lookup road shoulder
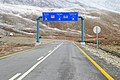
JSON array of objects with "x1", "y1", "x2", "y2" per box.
[{"x1": 74, "y1": 42, "x2": 115, "y2": 80}]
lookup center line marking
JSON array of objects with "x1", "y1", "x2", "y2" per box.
[
  {"x1": 49, "y1": 50, "x2": 51, "y2": 53},
  {"x1": 17, "y1": 42, "x2": 63, "y2": 80},
  {"x1": 37, "y1": 56, "x2": 44, "y2": 61},
  {"x1": 9, "y1": 73, "x2": 21, "y2": 80}
]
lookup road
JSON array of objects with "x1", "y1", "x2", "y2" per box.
[{"x1": 0, "y1": 40, "x2": 107, "y2": 80}]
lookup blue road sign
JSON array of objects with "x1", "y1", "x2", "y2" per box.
[{"x1": 42, "y1": 12, "x2": 78, "y2": 22}]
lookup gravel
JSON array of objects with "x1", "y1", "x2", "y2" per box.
[{"x1": 79, "y1": 44, "x2": 120, "y2": 79}]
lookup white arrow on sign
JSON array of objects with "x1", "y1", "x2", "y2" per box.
[{"x1": 45, "y1": 18, "x2": 47, "y2": 20}]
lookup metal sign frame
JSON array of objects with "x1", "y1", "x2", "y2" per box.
[{"x1": 36, "y1": 13, "x2": 85, "y2": 44}]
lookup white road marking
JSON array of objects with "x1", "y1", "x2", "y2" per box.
[
  {"x1": 49, "y1": 50, "x2": 51, "y2": 53},
  {"x1": 17, "y1": 42, "x2": 63, "y2": 80},
  {"x1": 37, "y1": 56, "x2": 44, "y2": 61},
  {"x1": 9, "y1": 73, "x2": 21, "y2": 80}
]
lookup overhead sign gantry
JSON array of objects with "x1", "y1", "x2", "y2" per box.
[{"x1": 36, "y1": 12, "x2": 85, "y2": 45}]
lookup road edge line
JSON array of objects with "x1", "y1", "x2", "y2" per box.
[
  {"x1": 9, "y1": 73, "x2": 21, "y2": 80},
  {"x1": 37, "y1": 56, "x2": 44, "y2": 61},
  {"x1": 73, "y1": 42, "x2": 114, "y2": 80}
]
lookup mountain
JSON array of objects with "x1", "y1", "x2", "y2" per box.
[
  {"x1": 0, "y1": 0, "x2": 120, "y2": 12},
  {"x1": 0, "y1": 0, "x2": 120, "y2": 45}
]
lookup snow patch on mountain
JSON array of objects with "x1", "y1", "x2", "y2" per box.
[
  {"x1": 85, "y1": 15, "x2": 100, "y2": 19},
  {"x1": 0, "y1": 0, "x2": 120, "y2": 12}
]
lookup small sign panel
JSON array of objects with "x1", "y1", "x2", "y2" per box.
[
  {"x1": 93, "y1": 26, "x2": 101, "y2": 34},
  {"x1": 42, "y1": 12, "x2": 78, "y2": 22}
]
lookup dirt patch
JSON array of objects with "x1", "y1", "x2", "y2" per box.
[
  {"x1": 0, "y1": 36, "x2": 53, "y2": 57},
  {"x1": 99, "y1": 45, "x2": 120, "y2": 57},
  {"x1": 0, "y1": 36, "x2": 35, "y2": 56},
  {"x1": 86, "y1": 43, "x2": 120, "y2": 58}
]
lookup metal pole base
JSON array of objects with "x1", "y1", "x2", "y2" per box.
[
  {"x1": 80, "y1": 42, "x2": 85, "y2": 45},
  {"x1": 35, "y1": 42, "x2": 41, "y2": 46}
]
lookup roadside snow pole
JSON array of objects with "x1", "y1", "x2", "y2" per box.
[{"x1": 79, "y1": 16, "x2": 85, "y2": 45}]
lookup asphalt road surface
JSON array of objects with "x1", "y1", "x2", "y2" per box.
[{"x1": 0, "y1": 41, "x2": 107, "y2": 80}]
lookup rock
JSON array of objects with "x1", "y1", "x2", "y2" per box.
[
  {"x1": 0, "y1": 35, "x2": 3, "y2": 38},
  {"x1": 9, "y1": 33, "x2": 14, "y2": 36}
]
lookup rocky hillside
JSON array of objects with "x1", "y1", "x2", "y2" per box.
[
  {"x1": 0, "y1": 0, "x2": 120, "y2": 12},
  {"x1": 0, "y1": 1, "x2": 120, "y2": 44}
]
